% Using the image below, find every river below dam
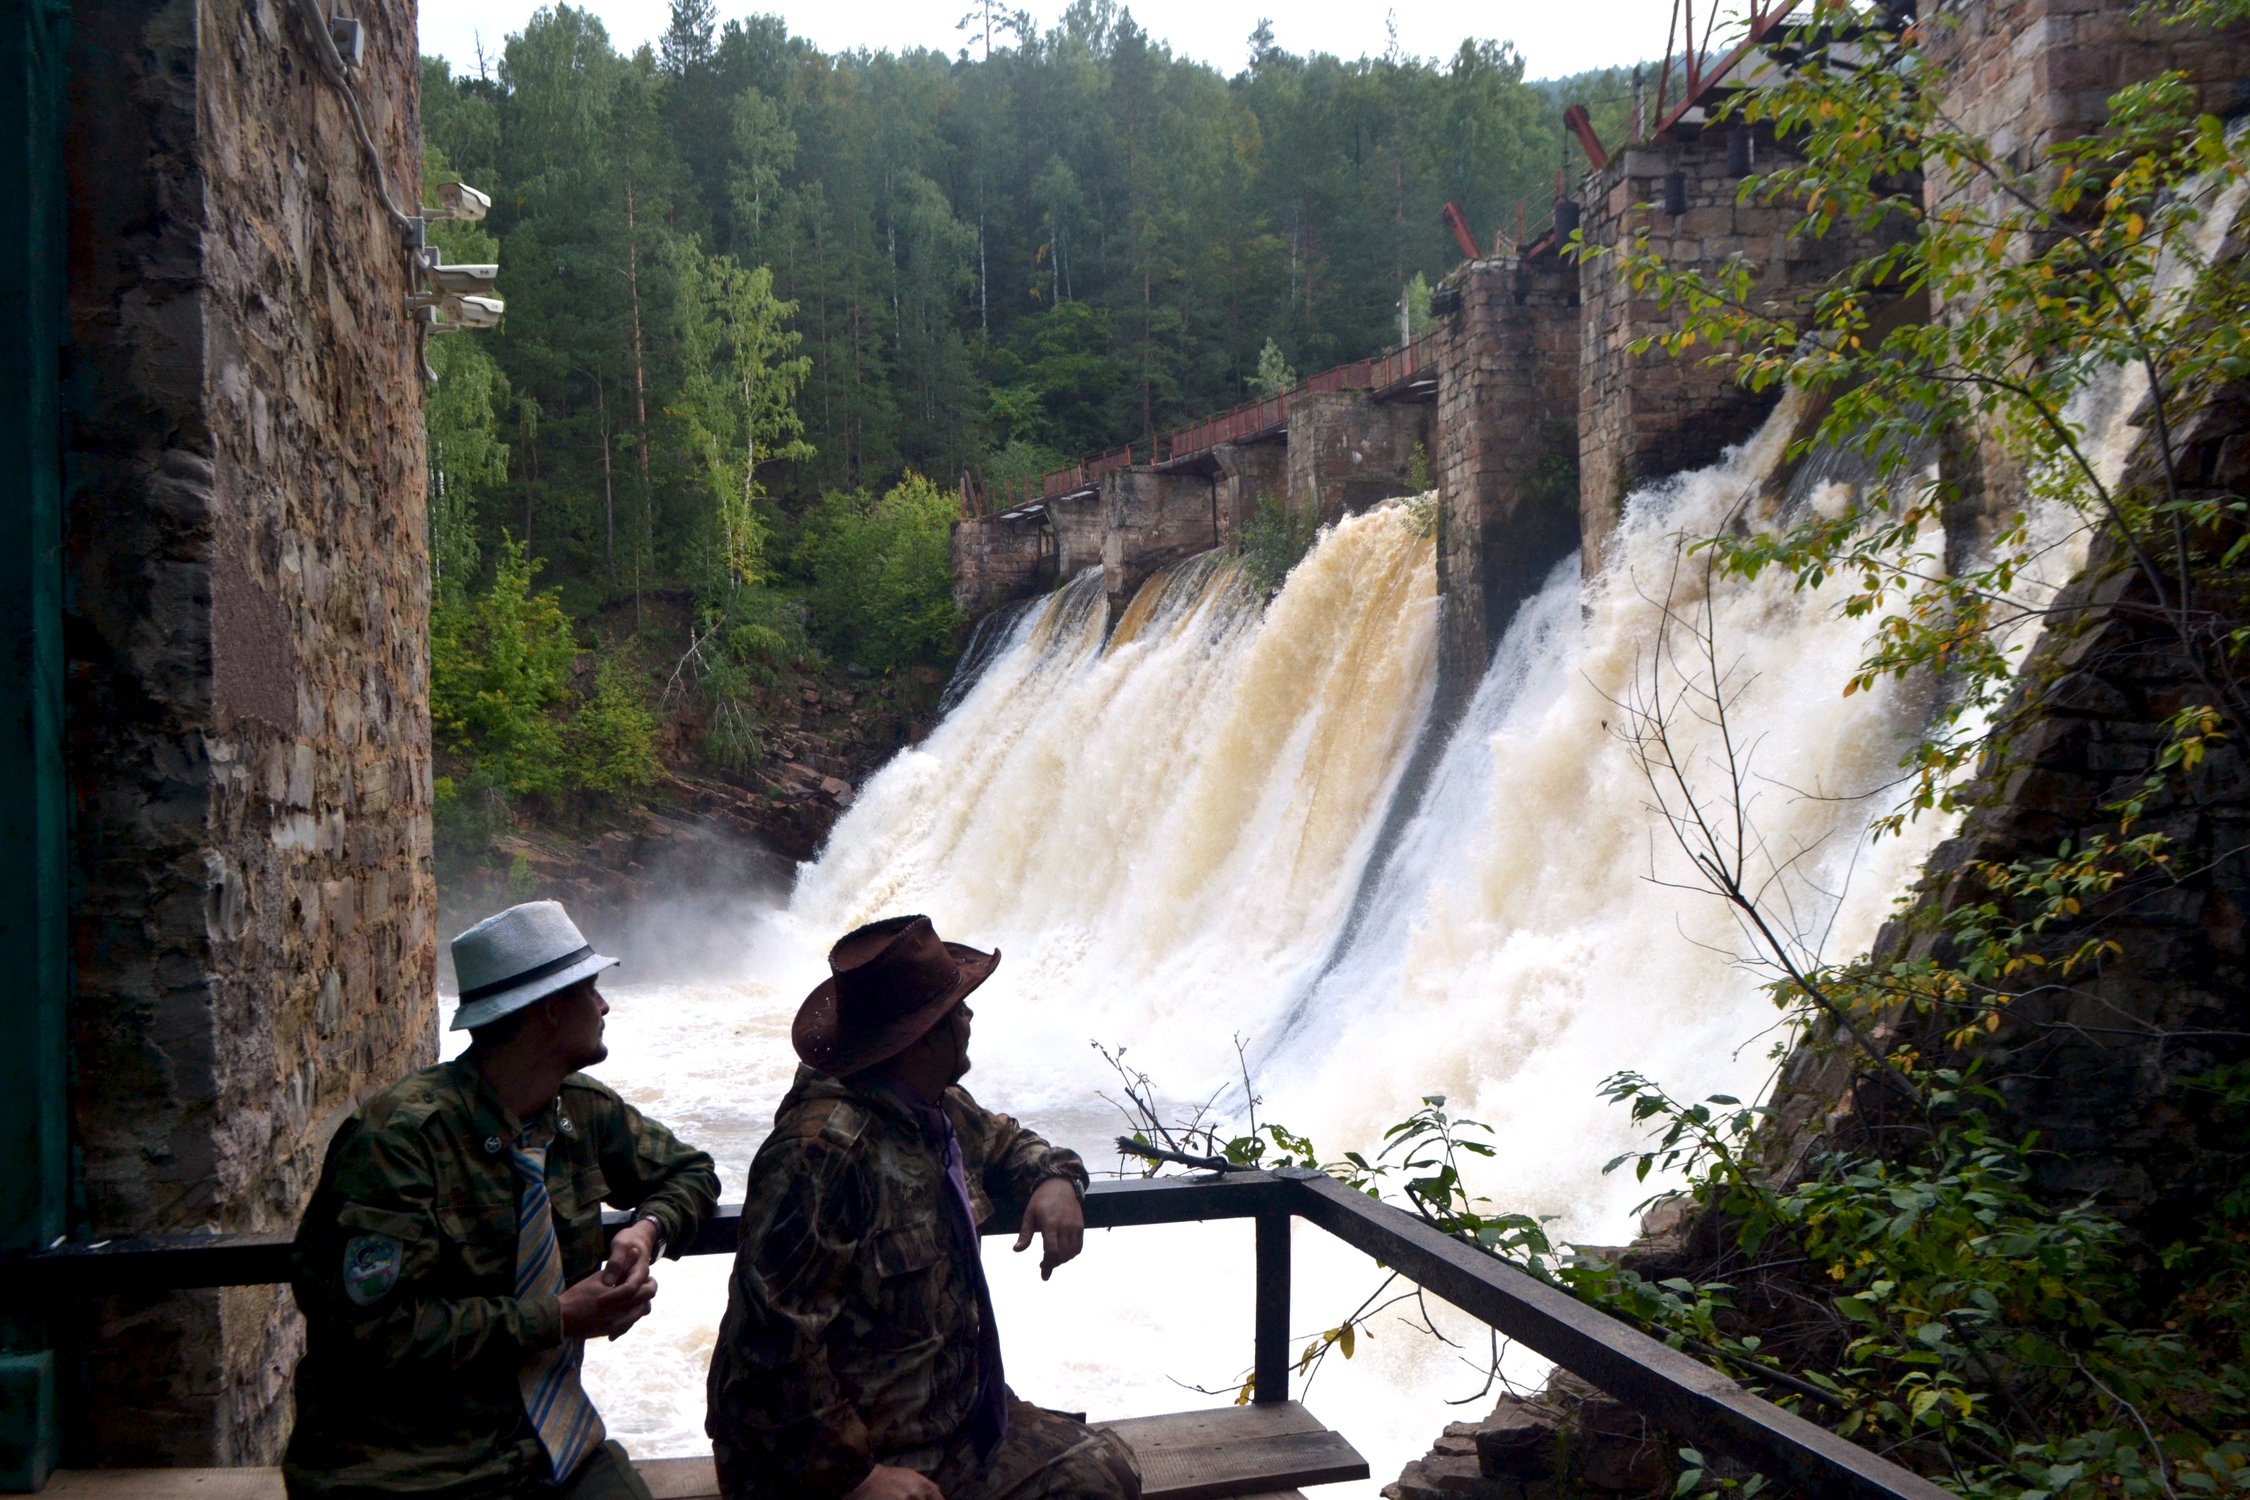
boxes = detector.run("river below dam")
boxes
[446,391,2107,1494]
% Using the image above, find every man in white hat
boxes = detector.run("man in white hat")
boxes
[284,900,719,1500]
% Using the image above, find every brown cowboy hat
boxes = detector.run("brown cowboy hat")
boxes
[792,915,1001,1076]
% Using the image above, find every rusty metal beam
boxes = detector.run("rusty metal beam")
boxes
[1563,105,1611,169]
[1650,0,1807,143]
[1441,201,1480,261]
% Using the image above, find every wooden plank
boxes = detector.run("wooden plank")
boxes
[1253,1210,1291,1406]
[46,1472,282,1498]
[1094,1403,1367,1500]
[1098,1401,1326,1450]
[1127,1432,1365,1500]
[635,1454,721,1499]
[12,1174,1300,1293]
[46,1460,1312,1500]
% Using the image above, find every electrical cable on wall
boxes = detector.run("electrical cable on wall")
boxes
[287,0,504,382]
[290,0,418,233]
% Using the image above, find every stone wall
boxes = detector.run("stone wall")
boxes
[61,0,434,1464]
[1284,390,1432,525]
[951,513,1054,618]
[1576,123,1892,574]
[1101,468,1218,618]
[1761,435,2250,1220]
[1433,251,1581,705]
[1927,0,2250,212]
[1924,0,2250,530]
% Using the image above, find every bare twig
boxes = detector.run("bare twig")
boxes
[1113,1137,1239,1173]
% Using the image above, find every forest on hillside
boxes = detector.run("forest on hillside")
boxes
[417,0,1635,835]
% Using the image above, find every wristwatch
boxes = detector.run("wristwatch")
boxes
[629,1210,669,1259]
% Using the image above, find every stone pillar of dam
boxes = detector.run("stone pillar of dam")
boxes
[1211,439,1289,551]
[1284,389,1433,526]
[59,0,436,1465]
[1574,120,1891,577]
[1432,252,1582,712]
[953,511,1056,619]
[1101,468,1220,621]
[1923,0,2250,549]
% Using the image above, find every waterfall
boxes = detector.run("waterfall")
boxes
[790,511,1442,1087]
[567,396,2083,1489]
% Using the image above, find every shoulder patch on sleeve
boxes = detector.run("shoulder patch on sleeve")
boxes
[342,1232,403,1307]
[780,1098,868,1150]
[817,1102,869,1149]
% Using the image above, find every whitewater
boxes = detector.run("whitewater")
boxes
[518,389,2113,1494]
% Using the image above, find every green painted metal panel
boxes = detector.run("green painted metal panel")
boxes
[0,0,73,1487]
[0,1359,54,1493]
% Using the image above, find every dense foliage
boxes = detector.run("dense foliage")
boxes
[421,2,1614,589]
[416,3,1631,832]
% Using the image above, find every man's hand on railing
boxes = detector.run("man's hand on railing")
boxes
[846,1463,945,1500]
[600,1217,663,1289]
[1013,1177,1084,1280]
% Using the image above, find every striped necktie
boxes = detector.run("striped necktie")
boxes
[512,1139,604,1483]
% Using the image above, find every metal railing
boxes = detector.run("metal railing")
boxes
[970,336,1438,517]
[14,1169,1949,1500]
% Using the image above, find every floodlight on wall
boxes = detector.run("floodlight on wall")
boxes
[426,180,491,222]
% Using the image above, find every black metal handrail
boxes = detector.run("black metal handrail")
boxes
[11,1171,1949,1500]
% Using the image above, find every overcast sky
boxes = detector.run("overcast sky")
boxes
[418,1,1685,82]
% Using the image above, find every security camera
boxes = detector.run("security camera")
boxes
[427,181,491,222]
[440,295,505,330]
[424,263,500,296]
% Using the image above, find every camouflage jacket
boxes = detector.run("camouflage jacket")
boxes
[282,1059,718,1496]
[705,1067,1089,1500]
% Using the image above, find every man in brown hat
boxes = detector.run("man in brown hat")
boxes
[705,915,1139,1500]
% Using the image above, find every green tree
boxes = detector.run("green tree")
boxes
[562,654,664,794]
[1249,337,1296,397]
[671,243,814,589]
[432,535,578,795]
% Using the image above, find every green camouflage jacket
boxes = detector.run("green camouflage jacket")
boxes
[705,1067,1089,1500]
[283,1059,718,1496]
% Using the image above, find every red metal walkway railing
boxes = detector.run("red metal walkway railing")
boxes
[974,333,1437,516]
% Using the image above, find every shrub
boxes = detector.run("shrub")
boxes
[432,770,512,864]
[688,584,812,771]
[797,472,963,670]
[562,655,663,796]
[1239,493,1320,598]
[431,535,576,795]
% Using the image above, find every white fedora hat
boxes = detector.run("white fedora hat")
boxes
[449,900,619,1031]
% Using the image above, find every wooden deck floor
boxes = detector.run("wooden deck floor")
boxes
[46,1402,1364,1500]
